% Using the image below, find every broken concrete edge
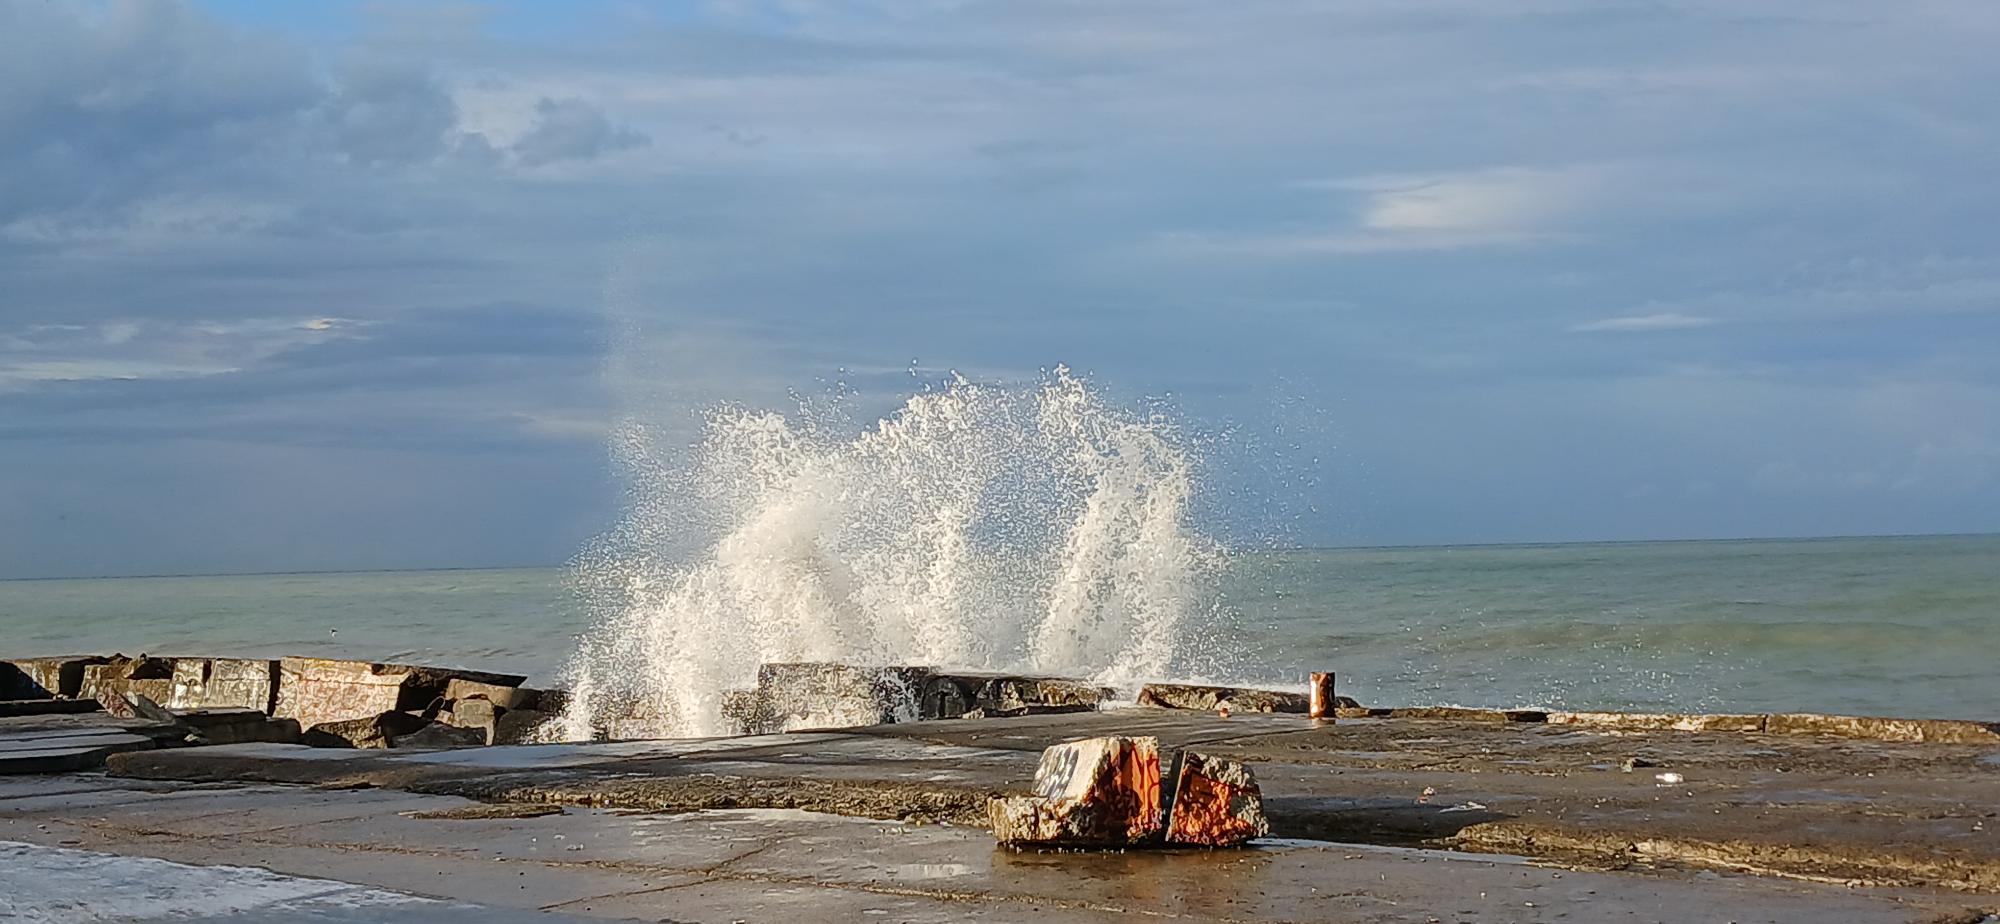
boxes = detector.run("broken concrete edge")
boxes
[1450,819,2000,894]
[718,663,1119,737]
[16,655,2000,746]
[103,746,1006,824]
[1136,682,2000,744]
[992,737,1267,849]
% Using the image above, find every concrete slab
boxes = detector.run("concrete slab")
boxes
[0,840,599,923]
[106,708,2000,893]
[1,778,1987,923]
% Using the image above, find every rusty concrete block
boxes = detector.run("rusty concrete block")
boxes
[1165,752,1269,847]
[992,735,1164,846]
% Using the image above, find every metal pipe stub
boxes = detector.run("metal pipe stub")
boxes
[1308,672,1337,721]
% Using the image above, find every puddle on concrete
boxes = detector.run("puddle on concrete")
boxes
[883,863,974,880]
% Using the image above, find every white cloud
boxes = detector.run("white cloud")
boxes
[1313,166,1613,234]
[0,317,361,391]
[1571,313,1717,333]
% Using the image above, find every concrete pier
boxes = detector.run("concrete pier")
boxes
[8,657,2000,919]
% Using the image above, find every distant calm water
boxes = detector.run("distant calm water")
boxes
[3,535,1994,720]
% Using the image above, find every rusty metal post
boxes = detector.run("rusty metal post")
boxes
[1308,672,1337,720]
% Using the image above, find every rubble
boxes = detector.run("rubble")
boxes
[1138,682,1359,714]
[1164,752,1269,846]
[301,711,433,749]
[990,736,1165,847]
[273,658,527,731]
[721,663,1110,735]
[81,656,177,710]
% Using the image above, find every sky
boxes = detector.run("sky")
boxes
[2,0,1997,579]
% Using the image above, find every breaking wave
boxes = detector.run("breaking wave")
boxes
[553,369,1223,739]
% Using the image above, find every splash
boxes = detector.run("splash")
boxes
[553,368,1222,739]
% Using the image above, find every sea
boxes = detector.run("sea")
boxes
[5,534,1994,722]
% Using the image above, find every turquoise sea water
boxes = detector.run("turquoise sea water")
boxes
[3,535,1994,720]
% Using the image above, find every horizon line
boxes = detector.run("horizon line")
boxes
[3,530,1995,583]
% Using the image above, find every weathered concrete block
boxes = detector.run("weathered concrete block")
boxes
[492,708,555,745]
[274,659,410,731]
[440,697,501,744]
[990,795,1117,846]
[1137,683,1356,714]
[169,658,279,713]
[0,698,102,718]
[300,710,432,749]
[177,708,302,745]
[0,731,158,774]
[395,721,487,749]
[924,674,1114,719]
[2,657,104,699]
[1764,713,2000,744]
[273,658,529,732]
[81,658,177,713]
[443,678,542,711]
[725,663,930,735]
[1165,752,1269,847]
[992,736,1164,847]
[1547,711,1765,734]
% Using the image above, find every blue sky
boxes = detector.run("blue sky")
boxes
[2,0,1997,578]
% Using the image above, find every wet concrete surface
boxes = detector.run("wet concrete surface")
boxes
[3,774,1991,923]
[103,708,2000,894]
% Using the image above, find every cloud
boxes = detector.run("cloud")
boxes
[4,0,2000,575]
[510,97,650,167]
[322,57,473,166]
[1315,166,1614,234]
[1571,313,1717,333]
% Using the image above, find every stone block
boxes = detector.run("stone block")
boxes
[1547,711,1765,733]
[274,658,410,731]
[2,657,104,699]
[1763,713,2000,744]
[991,736,1163,847]
[300,710,432,749]
[273,658,529,732]
[441,697,501,744]
[916,673,1114,719]
[1138,683,1311,714]
[492,708,555,745]
[725,663,930,735]
[395,721,487,749]
[0,699,102,718]
[168,659,279,713]
[81,658,176,713]
[444,678,542,711]
[0,731,157,774]
[1164,752,1269,847]
[178,708,302,745]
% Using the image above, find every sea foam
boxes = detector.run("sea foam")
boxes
[553,369,1221,739]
